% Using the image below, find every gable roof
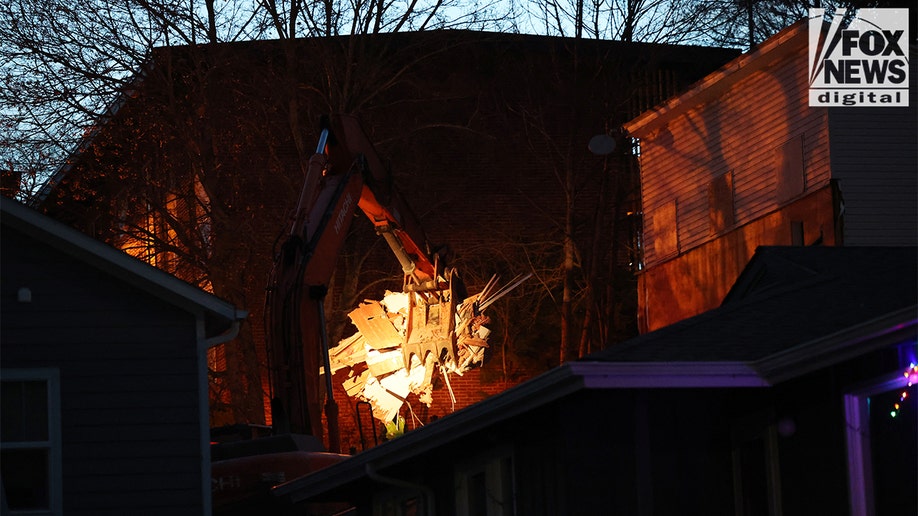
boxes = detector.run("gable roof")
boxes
[273,245,916,505]
[1,196,247,338]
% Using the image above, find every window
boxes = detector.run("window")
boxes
[709,171,735,235]
[775,136,805,204]
[624,211,644,271]
[731,410,782,516]
[790,221,805,246]
[455,447,514,516]
[653,200,679,259]
[845,369,918,516]
[1,369,62,515]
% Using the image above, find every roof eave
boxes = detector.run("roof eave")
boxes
[1,197,247,334]
[754,305,918,384]
[273,359,771,504]
[273,364,585,503]
[569,361,770,388]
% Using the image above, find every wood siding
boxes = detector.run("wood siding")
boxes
[634,32,916,332]
[638,187,838,331]
[640,43,832,271]
[1,226,207,516]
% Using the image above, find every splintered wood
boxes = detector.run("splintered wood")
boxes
[327,290,491,424]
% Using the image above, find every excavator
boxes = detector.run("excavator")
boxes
[211,114,467,513]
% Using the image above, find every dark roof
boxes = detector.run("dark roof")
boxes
[585,246,917,364]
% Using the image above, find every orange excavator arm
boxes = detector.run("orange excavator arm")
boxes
[264,115,451,451]
[328,115,444,293]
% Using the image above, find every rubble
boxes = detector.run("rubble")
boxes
[326,274,529,426]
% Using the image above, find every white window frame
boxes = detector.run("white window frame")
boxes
[844,369,913,516]
[1,368,63,516]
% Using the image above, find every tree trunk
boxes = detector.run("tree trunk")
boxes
[560,164,574,363]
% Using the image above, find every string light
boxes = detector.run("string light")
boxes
[889,363,918,418]
[906,363,918,385]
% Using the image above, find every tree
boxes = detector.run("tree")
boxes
[1,0,514,430]
[0,0,514,203]
[695,0,915,50]
[1,0,737,440]
[518,0,715,42]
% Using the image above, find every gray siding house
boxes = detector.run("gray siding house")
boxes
[1,197,246,516]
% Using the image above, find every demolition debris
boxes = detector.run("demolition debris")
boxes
[325,274,529,425]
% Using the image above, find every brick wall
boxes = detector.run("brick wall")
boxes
[326,366,525,454]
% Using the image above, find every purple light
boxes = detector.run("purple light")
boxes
[906,363,918,386]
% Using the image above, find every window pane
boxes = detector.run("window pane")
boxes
[775,135,805,203]
[0,381,23,440]
[1,381,48,442]
[1,448,50,510]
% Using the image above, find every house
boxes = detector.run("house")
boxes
[0,197,246,515]
[33,30,740,451]
[624,21,917,332]
[270,245,917,515]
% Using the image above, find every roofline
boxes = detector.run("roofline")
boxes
[273,359,769,503]
[33,66,150,207]
[754,305,918,383]
[623,20,807,137]
[273,364,585,503]
[273,303,916,505]
[1,197,247,335]
[569,361,770,388]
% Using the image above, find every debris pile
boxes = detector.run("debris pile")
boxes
[326,274,529,424]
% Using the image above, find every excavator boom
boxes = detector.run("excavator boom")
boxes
[264,115,450,450]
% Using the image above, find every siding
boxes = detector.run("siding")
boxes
[638,187,838,331]
[1,226,206,516]
[640,43,832,269]
[827,61,918,246]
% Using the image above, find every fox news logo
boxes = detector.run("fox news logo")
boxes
[809,8,909,107]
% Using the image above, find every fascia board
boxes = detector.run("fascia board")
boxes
[276,359,770,503]
[569,361,771,388]
[753,306,918,384]
[276,303,917,505]
[274,364,586,503]
[1,197,246,329]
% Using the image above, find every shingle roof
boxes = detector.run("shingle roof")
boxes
[585,246,917,364]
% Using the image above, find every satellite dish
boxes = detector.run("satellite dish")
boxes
[588,134,616,155]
